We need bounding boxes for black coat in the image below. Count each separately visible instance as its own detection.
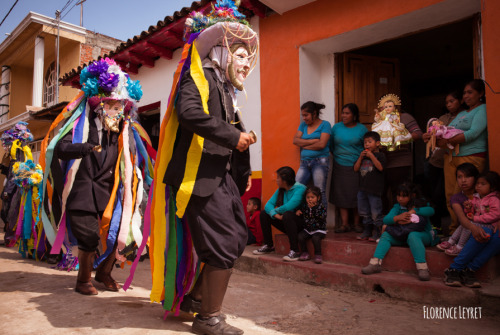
[55,116,119,213]
[164,68,251,197]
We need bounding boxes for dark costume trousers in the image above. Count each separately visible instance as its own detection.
[184,172,247,269]
[67,210,103,252]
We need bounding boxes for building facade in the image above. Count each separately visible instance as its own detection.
[0,12,121,163]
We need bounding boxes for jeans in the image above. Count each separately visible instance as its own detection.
[357,191,383,227]
[450,226,500,271]
[296,156,329,207]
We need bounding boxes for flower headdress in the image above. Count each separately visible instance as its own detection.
[185,0,259,71]
[378,93,402,108]
[1,121,34,150]
[79,57,143,113]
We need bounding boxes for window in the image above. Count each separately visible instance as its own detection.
[28,139,43,164]
[43,62,56,107]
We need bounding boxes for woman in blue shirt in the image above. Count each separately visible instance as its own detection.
[330,103,368,233]
[293,101,331,207]
[253,166,306,262]
[440,79,488,234]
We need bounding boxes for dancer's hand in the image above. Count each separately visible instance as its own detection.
[245,175,252,192]
[236,132,255,152]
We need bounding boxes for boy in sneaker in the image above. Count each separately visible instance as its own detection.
[354,132,386,242]
[258,166,306,260]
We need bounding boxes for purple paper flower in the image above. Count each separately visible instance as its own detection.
[98,72,120,92]
[86,60,109,77]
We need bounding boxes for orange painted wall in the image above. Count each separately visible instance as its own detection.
[259,0,443,202]
[482,0,500,171]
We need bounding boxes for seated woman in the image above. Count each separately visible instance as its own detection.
[293,101,331,207]
[444,171,500,288]
[253,166,306,262]
[361,182,436,281]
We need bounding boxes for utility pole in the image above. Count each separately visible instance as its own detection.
[55,10,60,103]
[76,0,86,27]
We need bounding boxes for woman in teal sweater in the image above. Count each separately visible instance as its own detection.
[253,166,306,261]
[361,183,437,281]
[441,79,488,234]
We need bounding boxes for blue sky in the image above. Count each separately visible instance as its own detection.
[0,0,195,44]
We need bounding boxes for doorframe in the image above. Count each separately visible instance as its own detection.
[299,0,481,124]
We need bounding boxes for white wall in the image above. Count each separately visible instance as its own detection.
[131,47,183,120]
[299,48,335,124]
[132,16,263,173]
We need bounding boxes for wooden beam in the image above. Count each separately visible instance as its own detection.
[115,60,139,75]
[146,42,173,59]
[129,51,155,68]
[164,30,184,45]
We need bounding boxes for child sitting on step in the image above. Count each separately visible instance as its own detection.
[437,163,479,256]
[444,171,500,288]
[296,186,327,264]
[246,197,263,246]
[361,182,436,281]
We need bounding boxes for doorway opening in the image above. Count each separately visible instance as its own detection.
[339,17,475,178]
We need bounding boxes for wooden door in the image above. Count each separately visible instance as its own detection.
[337,53,400,126]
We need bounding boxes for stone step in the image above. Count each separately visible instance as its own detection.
[236,246,498,310]
[273,232,500,281]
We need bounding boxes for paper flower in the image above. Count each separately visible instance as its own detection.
[30,172,42,185]
[127,78,143,101]
[82,77,99,97]
[13,159,43,188]
[99,72,120,92]
[87,60,109,77]
[1,122,33,149]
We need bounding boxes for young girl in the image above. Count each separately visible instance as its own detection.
[437,163,480,255]
[372,94,413,152]
[362,182,436,281]
[444,171,500,288]
[296,186,327,264]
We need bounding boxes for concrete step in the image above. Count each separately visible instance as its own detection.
[235,246,498,309]
[274,232,500,281]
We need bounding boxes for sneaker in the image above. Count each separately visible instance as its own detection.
[444,268,462,287]
[299,252,311,261]
[283,250,300,262]
[436,241,452,251]
[444,245,462,256]
[253,244,275,255]
[314,255,322,264]
[461,268,481,288]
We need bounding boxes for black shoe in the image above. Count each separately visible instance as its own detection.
[461,268,481,288]
[443,268,462,287]
[192,315,243,335]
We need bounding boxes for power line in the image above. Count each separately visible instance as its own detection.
[0,0,20,28]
